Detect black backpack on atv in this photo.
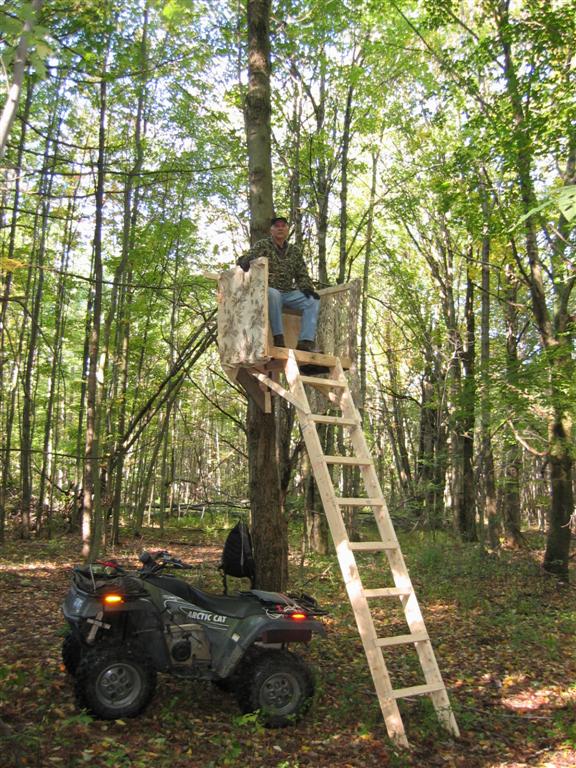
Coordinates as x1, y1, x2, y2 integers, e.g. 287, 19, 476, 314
219, 520, 256, 593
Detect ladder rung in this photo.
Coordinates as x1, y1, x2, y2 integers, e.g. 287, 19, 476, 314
337, 497, 384, 506
310, 414, 358, 426
300, 375, 345, 388
375, 632, 428, 648
391, 683, 445, 700
363, 587, 412, 598
325, 455, 372, 465
349, 541, 397, 551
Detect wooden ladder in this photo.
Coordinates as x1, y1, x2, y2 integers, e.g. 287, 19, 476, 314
246, 350, 459, 747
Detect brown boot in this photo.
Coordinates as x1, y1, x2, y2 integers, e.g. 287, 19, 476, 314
296, 339, 314, 352
273, 334, 286, 347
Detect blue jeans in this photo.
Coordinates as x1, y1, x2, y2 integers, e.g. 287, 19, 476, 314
268, 288, 320, 342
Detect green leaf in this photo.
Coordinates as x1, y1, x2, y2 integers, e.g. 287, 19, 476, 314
553, 185, 576, 223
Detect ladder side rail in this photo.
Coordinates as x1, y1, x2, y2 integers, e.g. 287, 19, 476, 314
284, 354, 410, 747
332, 360, 460, 738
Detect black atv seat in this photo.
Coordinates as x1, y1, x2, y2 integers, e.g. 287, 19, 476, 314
146, 575, 262, 619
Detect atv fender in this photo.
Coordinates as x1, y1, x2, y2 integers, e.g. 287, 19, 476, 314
214, 616, 325, 679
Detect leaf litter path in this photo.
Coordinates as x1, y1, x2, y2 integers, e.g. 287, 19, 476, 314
0, 532, 575, 768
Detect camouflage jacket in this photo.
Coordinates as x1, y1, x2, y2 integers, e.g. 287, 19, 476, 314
237, 237, 314, 293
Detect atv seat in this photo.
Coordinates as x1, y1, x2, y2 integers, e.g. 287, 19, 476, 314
146, 575, 261, 619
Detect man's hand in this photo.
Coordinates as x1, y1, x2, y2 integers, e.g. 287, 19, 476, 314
238, 260, 250, 272
302, 288, 320, 300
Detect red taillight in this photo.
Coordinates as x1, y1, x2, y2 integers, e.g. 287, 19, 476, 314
103, 593, 124, 605
289, 612, 307, 621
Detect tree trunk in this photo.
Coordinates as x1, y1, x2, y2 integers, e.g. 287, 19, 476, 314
0, 0, 43, 158
20, 106, 62, 537
244, 0, 287, 591
337, 83, 354, 284
82, 71, 107, 561
458, 268, 477, 542
502, 264, 524, 548
478, 187, 499, 547
0, 80, 32, 542
38, 190, 77, 535
497, 1, 573, 577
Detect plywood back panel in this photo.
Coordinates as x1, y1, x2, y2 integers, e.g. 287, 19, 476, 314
218, 258, 268, 367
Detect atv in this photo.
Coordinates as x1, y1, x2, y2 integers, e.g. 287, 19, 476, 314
61, 550, 326, 726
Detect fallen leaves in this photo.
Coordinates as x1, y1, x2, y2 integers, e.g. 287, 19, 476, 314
0, 532, 575, 768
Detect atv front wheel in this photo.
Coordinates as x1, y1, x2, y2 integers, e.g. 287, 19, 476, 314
62, 633, 83, 676
237, 650, 314, 727
75, 648, 156, 719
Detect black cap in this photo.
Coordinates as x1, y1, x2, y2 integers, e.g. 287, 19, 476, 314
271, 215, 288, 225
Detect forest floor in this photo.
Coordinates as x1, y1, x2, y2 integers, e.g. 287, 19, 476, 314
0, 524, 575, 768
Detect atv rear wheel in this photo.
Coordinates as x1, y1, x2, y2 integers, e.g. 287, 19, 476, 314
62, 633, 83, 676
75, 648, 156, 719
237, 650, 314, 727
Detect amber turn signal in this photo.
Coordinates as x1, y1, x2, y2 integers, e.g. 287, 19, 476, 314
103, 594, 124, 605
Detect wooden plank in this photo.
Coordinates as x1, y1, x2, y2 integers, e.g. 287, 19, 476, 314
247, 371, 310, 413
324, 455, 373, 465
310, 414, 358, 426
299, 375, 345, 387
349, 541, 397, 551
317, 281, 357, 297
363, 587, 412, 598
375, 632, 429, 647
391, 683, 445, 700
267, 346, 338, 366
336, 497, 384, 506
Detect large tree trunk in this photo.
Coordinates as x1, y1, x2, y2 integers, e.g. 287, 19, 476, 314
244, 0, 287, 591
497, 1, 573, 578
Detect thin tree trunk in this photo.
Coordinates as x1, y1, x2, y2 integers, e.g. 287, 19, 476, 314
478, 184, 499, 547
0, 0, 43, 158
20, 106, 62, 536
502, 263, 524, 547
459, 267, 477, 542
0, 81, 32, 542
337, 83, 354, 284
83, 69, 108, 561
360, 147, 379, 420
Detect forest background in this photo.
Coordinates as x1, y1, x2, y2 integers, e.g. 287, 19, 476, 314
1, 0, 575, 574
1, 1, 576, 766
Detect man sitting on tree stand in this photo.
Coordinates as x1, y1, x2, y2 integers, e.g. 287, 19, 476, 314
237, 215, 321, 353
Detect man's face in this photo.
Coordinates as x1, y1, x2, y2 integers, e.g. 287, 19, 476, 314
271, 219, 289, 245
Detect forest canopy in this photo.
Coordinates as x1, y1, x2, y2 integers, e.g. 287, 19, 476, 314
0, 0, 575, 576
